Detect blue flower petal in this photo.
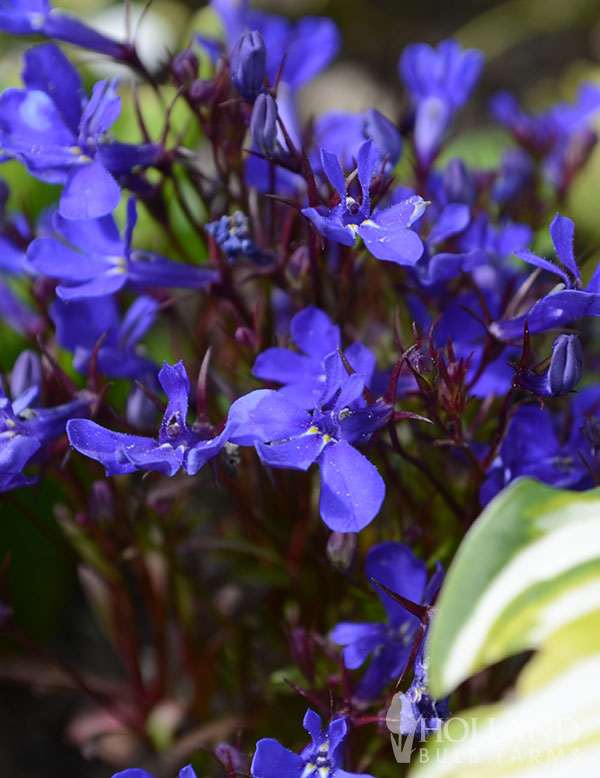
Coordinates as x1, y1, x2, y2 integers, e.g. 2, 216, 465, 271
251, 738, 304, 778
318, 440, 385, 532
291, 305, 340, 361
330, 621, 387, 669
59, 159, 120, 220
365, 542, 427, 624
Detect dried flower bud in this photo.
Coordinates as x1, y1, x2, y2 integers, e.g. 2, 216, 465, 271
230, 30, 266, 101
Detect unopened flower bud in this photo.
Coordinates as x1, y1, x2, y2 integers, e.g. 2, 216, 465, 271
363, 108, 402, 166
230, 30, 266, 101
235, 326, 257, 350
10, 349, 42, 403
172, 49, 199, 83
250, 93, 278, 156
548, 334, 583, 396
188, 78, 215, 104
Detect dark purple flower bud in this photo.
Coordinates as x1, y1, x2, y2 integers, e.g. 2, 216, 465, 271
548, 334, 583, 396
250, 93, 278, 156
230, 30, 266, 101
363, 108, 402, 166
326, 531, 357, 570
188, 78, 215, 105
10, 350, 42, 402
214, 743, 245, 774
235, 326, 257, 350
172, 49, 199, 84
443, 158, 475, 205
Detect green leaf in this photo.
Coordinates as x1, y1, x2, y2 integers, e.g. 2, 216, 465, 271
409, 611, 600, 778
427, 478, 600, 697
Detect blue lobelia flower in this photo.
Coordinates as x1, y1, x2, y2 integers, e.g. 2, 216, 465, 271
490, 213, 600, 340
251, 708, 374, 778
0, 373, 92, 492
399, 40, 484, 165
312, 108, 402, 172
205, 211, 263, 263
228, 352, 390, 532
0, 0, 132, 58
252, 305, 377, 409
212, 0, 340, 93
0, 43, 161, 220
490, 84, 600, 192
480, 387, 600, 506
331, 542, 443, 701
67, 362, 231, 477
27, 197, 219, 299
50, 295, 159, 380
302, 140, 426, 266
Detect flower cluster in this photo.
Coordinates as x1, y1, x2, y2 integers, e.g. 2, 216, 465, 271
1, 0, 600, 776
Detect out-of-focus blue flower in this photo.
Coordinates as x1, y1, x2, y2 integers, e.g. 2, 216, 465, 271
228, 352, 390, 532
252, 305, 376, 409
0, 43, 161, 220
0, 0, 129, 58
230, 29, 266, 101
399, 40, 484, 165
206, 211, 263, 263
27, 198, 219, 299
490, 84, 600, 191
50, 295, 158, 379
302, 140, 426, 265
68, 362, 231, 478
416, 202, 487, 285
213, 0, 340, 93
251, 708, 374, 778
311, 108, 402, 175
518, 334, 583, 397
492, 148, 536, 205
0, 278, 43, 336
0, 179, 31, 274
480, 388, 600, 505
388, 641, 450, 738
331, 542, 443, 700
0, 374, 92, 492
491, 213, 600, 339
